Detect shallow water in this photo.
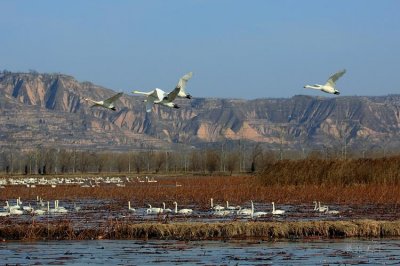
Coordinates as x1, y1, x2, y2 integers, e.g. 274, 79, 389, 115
1, 238, 400, 265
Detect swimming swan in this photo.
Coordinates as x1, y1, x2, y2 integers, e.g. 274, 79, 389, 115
210, 198, 225, 211
304, 69, 346, 95
271, 202, 285, 215
173, 201, 193, 215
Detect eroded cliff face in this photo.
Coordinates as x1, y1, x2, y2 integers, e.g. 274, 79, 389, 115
0, 71, 399, 151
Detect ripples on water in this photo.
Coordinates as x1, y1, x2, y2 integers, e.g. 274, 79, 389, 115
1, 239, 400, 265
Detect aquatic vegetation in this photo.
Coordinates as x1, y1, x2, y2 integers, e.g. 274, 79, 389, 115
1, 220, 400, 241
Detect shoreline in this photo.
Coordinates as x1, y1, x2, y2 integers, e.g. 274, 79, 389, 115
2, 219, 400, 241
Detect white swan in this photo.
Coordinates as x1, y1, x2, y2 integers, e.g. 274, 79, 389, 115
162, 202, 172, 213
325, 206, 340, 215
84, 92, 123, 111
0, 210, 10, 217
251, 201, 268, 218
271, 202, 285, 215
304, 69, 346, 95
176, 72, 193, 99
212, 209, 231, 216
226, 201, 240, 211
210, 198, 225, 211
314, 201, 328, 212
32, 208, 46, 215
236, 201, 253, 216
132, 87, 180, 113
173, 201, 193, 215
146, 204, 163, 214
128, 201, 136, 212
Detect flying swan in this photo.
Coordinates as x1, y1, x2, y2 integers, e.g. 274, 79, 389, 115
304, 69, 346, 95
84, 92, 123, 111
132, 87, 181, 113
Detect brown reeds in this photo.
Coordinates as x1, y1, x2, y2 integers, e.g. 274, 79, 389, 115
2, 220, 400, 241
258, 156, 400, 186
2, 174, 400, 206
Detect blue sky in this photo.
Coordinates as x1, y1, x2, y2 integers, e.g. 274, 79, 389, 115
1, 0, 399, 99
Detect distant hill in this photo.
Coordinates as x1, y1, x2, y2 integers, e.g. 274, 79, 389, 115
1, 71, 399, 154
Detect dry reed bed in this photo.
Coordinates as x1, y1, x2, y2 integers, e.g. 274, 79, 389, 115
1, 176, 400, 206
1, 220, 400, 241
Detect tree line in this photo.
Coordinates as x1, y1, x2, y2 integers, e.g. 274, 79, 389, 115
0, 143, 398, 176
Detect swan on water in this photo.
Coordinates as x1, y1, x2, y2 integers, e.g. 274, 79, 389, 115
271, 202, 285, 215
173, 202, 193, 215
162, 202, 172, 213
226, 201, 240, 211
236, 201, 253, 216
251, 201, 268, 218
84, 92, 123, 111
146, 204, 163, 214
313, 201, 328, 212
325, 206, 340, 215
128, 201, 136, 212
210, 198, 225, 211
304, 69, 346, 95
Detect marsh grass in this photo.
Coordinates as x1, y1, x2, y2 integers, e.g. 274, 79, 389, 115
1, 175, 400, 207
2, 220, 400, 241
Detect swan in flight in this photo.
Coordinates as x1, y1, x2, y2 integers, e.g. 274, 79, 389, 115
176, 72, 193, 99
304, 69, 346, 95
173, 201, 193, 215
271, 202, 285, 215
84, 92, 123, 111
132, 87, 180, 113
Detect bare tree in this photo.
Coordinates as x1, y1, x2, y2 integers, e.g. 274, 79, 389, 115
206, 149, 220, 174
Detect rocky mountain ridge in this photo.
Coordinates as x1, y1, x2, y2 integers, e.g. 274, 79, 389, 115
1, 71, 399, 153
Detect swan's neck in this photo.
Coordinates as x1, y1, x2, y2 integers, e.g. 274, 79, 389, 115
272, 202, 275, 212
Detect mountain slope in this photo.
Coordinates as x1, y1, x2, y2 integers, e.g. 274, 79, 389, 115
0, 71, 399, 152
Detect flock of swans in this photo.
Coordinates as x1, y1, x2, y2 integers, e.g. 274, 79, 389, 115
0, 196, 340, 218
0, 175, 158, 188
0, 197, 74, 217
84, 70, 346, 113
125, 198, 339, 219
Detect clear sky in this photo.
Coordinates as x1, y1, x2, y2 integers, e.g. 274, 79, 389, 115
1, 0, 399, 99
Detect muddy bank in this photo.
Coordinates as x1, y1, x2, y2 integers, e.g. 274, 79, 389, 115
1, 220, 400, 241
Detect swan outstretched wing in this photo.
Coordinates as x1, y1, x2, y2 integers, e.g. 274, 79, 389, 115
104, 92, 123, 105
326, 69, 346, 87
176, 72, 193, 93
163, 87, 180, 102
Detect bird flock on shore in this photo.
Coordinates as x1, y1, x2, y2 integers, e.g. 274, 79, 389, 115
84, 69, 346, 113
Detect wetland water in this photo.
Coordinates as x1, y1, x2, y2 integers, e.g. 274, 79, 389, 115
1, 239, 400, 265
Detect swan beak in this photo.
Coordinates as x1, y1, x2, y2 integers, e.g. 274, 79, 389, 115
334, 91, 340, 95
186, 95, 192, 99
111, 107, 116, 111
173, 104, 180, 109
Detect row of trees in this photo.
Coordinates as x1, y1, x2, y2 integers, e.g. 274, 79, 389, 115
0, 143, 399, 175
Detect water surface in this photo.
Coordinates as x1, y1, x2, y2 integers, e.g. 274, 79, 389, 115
1, 238, 400, 265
